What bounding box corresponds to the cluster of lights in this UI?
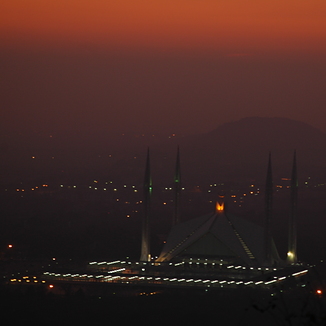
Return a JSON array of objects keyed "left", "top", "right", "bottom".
[
  {"left": 44, "top": 259, "right": 309, "bottom": 290},
  {"left": 164, "top": 187, "right": 185, "bottom": 191},
  {"left": 15, "top": 184, "right": 49, "bottom": 192},
  {"left": 88, "top": 260, "right": 279, "bottom": 271},
  {"left": 139, "top": 291, "right": 158, "bottom": 296},
  {"left": 6, "top": 175, "right": 323, "bottom": 197},
  {"left": 43, "top": 270, "right": 309, "bottom": 288},
  {"left": 10, "top": 275, "right": 46, "bottom": 284}
]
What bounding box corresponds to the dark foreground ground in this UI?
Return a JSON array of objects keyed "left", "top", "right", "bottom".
[{"left": 2, "top": 280, "right": 326, "bottom": 326}]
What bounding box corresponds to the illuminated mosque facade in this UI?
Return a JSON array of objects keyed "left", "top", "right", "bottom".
[{"left": 44, "top": 149, "right": 308, "bottom": 291}]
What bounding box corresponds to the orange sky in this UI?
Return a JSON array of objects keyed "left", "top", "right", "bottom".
[{"left": 1, "top": 0, "right": 326, "bottom": 54}]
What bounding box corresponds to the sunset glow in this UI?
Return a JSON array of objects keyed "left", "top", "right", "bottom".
[{"left": 1, "top": 1, "right": 326, "bottom": 54}]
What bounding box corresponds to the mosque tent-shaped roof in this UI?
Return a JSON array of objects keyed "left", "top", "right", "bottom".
[{"left": 157, "top": 205, "right": 280, "bottom": 266}]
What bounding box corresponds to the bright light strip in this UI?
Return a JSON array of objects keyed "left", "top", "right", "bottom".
[
  {"left": 106, "top": 260, "right": 121, "bottom": 265},
  {"left": 104, "top": 276, "right": 114, "bottom": 281},
  {"left": 265, "top": 280, "right": 277, "bottom": 284},
  {"left": 292, "top": 269, "right": 308, "bottom": 277},
  {"left": 107, "top": 268, "right": 125, "bottom": 274}
]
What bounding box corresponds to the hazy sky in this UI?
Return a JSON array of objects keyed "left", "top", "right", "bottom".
[{"left": 1, "top": 0, "right": 326, "bottom": 135}]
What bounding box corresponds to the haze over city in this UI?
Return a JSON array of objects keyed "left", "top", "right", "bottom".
[{"left": 1, "top": 1, "right": 326, "bottom": 324}]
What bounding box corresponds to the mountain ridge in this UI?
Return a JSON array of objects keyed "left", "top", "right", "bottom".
[{"left": 148, "top": 116, "right": 326, "bottom": 184}]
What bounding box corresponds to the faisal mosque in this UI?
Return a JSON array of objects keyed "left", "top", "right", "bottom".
[{"left": 43, "top": 149, "right": 309, "bottom": 292}]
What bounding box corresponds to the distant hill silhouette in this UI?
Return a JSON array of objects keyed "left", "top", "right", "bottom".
[
  {"left": 145, "top": 117, "right": 326, "bottom": 185},
  {"left": 2, "top": 117, "right": 326, "bottom": 185}
]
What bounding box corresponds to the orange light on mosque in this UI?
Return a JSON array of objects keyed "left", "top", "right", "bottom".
[
  {"left": 216, "top": 201, "right": 224, "bottom": 212},
  {"left": 316, "top": 289, "right": 323, "bottom": 295}
]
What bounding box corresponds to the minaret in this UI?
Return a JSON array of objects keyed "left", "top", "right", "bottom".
[
  {"left": 173, "top": 146, "right": 181, "bottom": 226},
  {"left": 140, "top": 148, "right": 152, "bottom": 262},
  {"left": 287, "top": 151, "right": 298, "bottom": 264},
  {"left": 264, "top": 152, "right": 273, "bottom": 266}
]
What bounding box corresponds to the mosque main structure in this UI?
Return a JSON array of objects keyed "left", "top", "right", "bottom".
[{"left": 44, "top": 149, "right": 308, "bottom": 292}]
